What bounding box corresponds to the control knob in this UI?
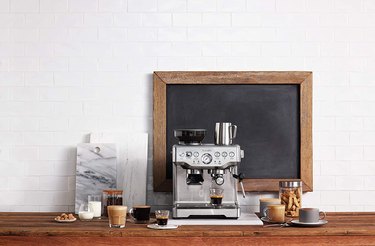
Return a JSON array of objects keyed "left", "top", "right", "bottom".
[{"left": 201, "top": 153, "right": 213, "bottom": 164}]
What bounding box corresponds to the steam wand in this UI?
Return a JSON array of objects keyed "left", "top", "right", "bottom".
[{"left": 233, "top": 173, "right": 246, "bottom": 198}]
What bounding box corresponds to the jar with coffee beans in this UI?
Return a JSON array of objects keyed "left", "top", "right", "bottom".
[{"left": 102, "top": 190, "right": 123, "bottom": 217}]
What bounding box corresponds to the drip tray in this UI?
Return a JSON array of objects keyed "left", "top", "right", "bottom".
[
  {"left": 176, "top": 203, "right": 237, "bottom": 209},
  {"left": 169, "top": 213, "right": 263, "bottom": 225}
]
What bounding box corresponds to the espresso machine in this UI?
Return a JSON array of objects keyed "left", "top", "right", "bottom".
[{"left": 172, "top": 123, "right": 245, "bottom": 219}]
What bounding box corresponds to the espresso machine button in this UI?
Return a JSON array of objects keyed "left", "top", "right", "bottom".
[
  {"left": 201, "top": 153, "right": 213, "bottom": 164},
  {"left": 193, "top": 152, "right": 199, "bottom": 157},
  {"left": 186, "top": 151, "right": 192, "bottom": 158},
  {"left": 222, "top": 152, "right": 228, "bottom": 157},
  {"left": 229, "top": 152, "right": 235, "bottom": 157},
  {"left": 179, "top": 152, "right": 185, "bottom": 157},
  {"left": 214, "top": 152, "right": 220, "bottom": 157}
]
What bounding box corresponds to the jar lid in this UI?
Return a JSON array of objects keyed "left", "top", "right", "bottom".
[
  {"left": 279, "top": 181, "right": 302, "bottom": 188},
  {"left": 103, "top": 189, "right": 123, "bottom": 195}
]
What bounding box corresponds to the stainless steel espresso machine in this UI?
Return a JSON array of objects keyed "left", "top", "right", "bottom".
[{"left": 172, "top": 123, "right": 245, "bottom": 219}]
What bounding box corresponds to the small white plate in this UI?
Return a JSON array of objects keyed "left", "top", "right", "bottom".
[
  {"left": 54, "top": 218, "right": 77, "bottom": 223},
  {"left": 261, "top": 217, "right": 286, "bottom": 224},
  {"left": 290, "top": 220, "right": 328, "bottom": 227},
  {"left": 147, "top": 224, "right": 178, "bottom": 230}
]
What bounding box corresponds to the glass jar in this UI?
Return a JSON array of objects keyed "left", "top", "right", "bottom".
[
  {"left": 279, "top": 181, "right": 302, "bottom": 217},
  {"left": 103, "top": 190, "right": 123, "bottom": 217}
]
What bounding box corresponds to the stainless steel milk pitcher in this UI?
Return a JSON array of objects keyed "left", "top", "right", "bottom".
[{"left": 214, "top": 122, "right": 237, "bottom": 145}]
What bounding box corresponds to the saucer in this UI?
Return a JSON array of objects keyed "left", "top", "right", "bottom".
[
  {"left": 261, "top": 217, "right": 285, "bottom": 224},
  {"left": 147, "top": 224, "right": 178, "bottom": 230},
  {"left": 290, "top": 220, "right": 328, "bottom": 227}
]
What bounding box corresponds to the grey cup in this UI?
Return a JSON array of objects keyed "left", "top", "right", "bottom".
[{"left": 299, "top": 208, "right": 326, "bottom": 223}]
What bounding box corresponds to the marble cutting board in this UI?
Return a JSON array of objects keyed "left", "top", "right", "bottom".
[
  {"left": 75, "top": 143, "right": 117, "bottom": 213},
  {"left": 89, "top": 132, "right": 148, "bottom": 208}
]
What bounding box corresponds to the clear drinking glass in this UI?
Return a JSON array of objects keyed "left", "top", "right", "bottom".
[
  {"left": 209, "top": 188, "right": 224, "bottom": 208},
  {"left": 88, "top": 194, "right": 102, "bottom": 218},
  {"left": 155, "top": 210, "right": 169, "bottom": 226},
  {"left": 107, "top": 205, "right": 127, "bottom": 228},
  {"left": 78, "top": 203, "right": 94, "bottom": 221}
]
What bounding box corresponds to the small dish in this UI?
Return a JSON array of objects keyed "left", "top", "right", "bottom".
[
  {"left": 147, "top": 224, "right": 178, "bottom": 230},
  {"left": 290, "top": 220, "right": 328, "bottom": 227},
  {"left": 261, "top": 217, "right": 285, "bottom": 224},
  {"left": 54, "top": 218, "right": 77, "bottom": 223}
]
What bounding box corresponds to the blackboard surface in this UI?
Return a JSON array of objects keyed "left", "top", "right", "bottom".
[{"left": 166, "top": 84, "right": 300, "bottom": 179}]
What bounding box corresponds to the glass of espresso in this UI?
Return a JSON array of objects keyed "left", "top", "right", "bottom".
[
  {"left": 210, "top": 188, "right": 224, "bottom": 208},
  {"left": 155, "top": 210, "right": 169, "bottom": 226}
]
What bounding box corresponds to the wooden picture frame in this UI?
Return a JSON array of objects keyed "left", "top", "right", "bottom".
[{"left": 153, "top": 71, "right": 313, "bottom": 192}]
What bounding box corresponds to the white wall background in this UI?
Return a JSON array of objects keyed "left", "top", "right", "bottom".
[{"left": 0, "top": 0, "right": 375, "bottom": 213}]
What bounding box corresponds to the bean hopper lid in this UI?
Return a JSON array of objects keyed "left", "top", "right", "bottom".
[{"left": 174, "top": 129, "right": 206, "bottom": 145}]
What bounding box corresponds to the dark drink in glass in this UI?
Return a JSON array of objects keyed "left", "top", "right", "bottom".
[
  {"left": 155, "top": 210, "right": 169, "bottom": 226},
  {"left": 209, "top": 188, "right": 224, "bottom": 208},
  {"left": 210, "top": 195, "right": 223, "bottom": 206},
  {"left": 156, "top": 217, "right": 169, "bottom": 226}
]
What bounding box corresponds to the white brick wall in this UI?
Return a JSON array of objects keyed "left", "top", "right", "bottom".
[{"left": 0, "top": 0, "right": 374, "bottom": 212}]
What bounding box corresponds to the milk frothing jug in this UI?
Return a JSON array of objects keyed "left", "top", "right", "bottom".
[{"left": 214, "top": 122, "right": 237, "bottom": 145}]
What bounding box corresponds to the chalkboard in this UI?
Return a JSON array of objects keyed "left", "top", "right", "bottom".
[
  {"left": 153, "top": 71, "right": 312, "bottom": 192},
  {"left": 166, "top": 84, "right": 300, "bottom": 180}
]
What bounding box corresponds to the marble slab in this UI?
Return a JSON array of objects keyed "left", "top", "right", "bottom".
[
  {"left": 89, "top": 132, "right": 148, "bottom": 208},
  {"left": 169, "top": 213, "right": 263, "bottom": 225},
  {"left": 75, "top": 143, "right": 117, "bottom": 213}
]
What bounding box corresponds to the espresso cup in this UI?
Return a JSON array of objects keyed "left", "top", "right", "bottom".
[
  {"left": 299, "top": 208, "right": 326, "bottom": 223},
  {"left": 155, "top": 210, "right": 169, "bottom": 226},
  {"left": 264, "top": 204, "right": 285, "bottom": 223},
  {"left": 209, "top": 188, "right": 224, "bottom": 208},
  {"left": 259, "top": 198, "right": 281, "bottom": 218},
  {"left": 129, "top": 205, "right": 151, "bottom": 224}
]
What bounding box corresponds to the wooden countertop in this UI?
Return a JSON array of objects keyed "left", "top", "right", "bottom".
[{"left": 1, "top": 212, "right": 375, "bottom": 245}]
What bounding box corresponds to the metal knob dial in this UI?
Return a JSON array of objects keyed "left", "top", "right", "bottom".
[
  {"left": 201, "top": 153, "right": 213, "bottom": 164},
  {"left": 214, "top": 175, "right": 225, "bottom": 185}
]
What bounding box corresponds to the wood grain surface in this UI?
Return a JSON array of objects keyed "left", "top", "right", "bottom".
[{"left": 1, "top": 212, "right": 375, "bottom": 245}]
